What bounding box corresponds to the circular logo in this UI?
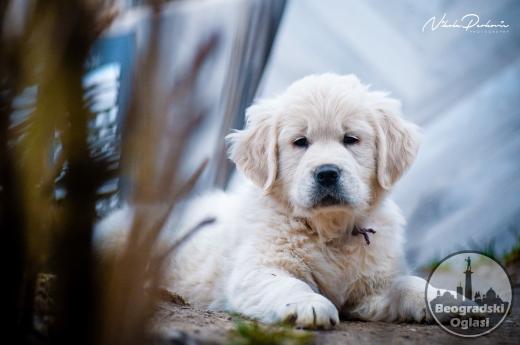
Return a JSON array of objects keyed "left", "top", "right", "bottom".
[{"left": 425, "top": 251, "right": 512, "bottom": 337}]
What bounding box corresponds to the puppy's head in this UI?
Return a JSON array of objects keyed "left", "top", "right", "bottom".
[{"left": 227, "top": 74, "right": 420, "bottom": 216}]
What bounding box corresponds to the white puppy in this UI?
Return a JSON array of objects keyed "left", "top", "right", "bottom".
[{"left": 98, "top": 74, "right": 431, "bottom": 329}]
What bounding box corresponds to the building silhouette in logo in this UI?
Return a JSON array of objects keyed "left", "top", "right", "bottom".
[{"left": 456, "top": 282, "right": 463, "bottom": 301}]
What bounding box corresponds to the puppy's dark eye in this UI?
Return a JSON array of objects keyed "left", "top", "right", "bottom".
[
  {"left": 293, "top": 137, "right": 309, "bottom": 148},
  {"left": 343, "top": 134, "right": 359, "bottom": 145}
]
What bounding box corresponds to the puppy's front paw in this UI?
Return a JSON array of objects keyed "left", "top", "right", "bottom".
[
  {"left": 396, "top": 290, "right": 431, "bottom": 323},
  {"left": 387, "top": 276, "right": 433, "bottom": 323},
  {"left": 280, "top": 293, "right": 339, "bottom": 329}
]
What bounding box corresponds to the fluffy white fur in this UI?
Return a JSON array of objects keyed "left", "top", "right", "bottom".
[{"left": 97, "top": 74, "right": 436, "bottom": 329}]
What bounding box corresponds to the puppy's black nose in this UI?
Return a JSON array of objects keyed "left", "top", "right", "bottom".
[{"left": 315, "top": 164, "right": 341, "bottom": 187}]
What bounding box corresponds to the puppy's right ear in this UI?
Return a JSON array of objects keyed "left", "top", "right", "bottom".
[{"left": 226, "top": 99, "right": 278, "bottom": 191}]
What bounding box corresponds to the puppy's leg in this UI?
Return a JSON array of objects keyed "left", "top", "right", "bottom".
[
  {"left": 348, "top": 276, "right": 432, "bottom": 322},
  {"left": 226, "top": 267, "right": 339, "bottom": 329}
]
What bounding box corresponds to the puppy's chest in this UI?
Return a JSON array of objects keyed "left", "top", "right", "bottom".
[{"left": 298, "top": 241, "right": 390, "bottom": 307}]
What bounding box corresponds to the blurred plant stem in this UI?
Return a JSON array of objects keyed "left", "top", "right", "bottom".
[
  {"left": 1, "top": 4, "right": 27, "bottom": 343},
  {"left": 1, "top": 1, "right": 217, "bottom": 344},
  {"left": 100, "top": 5, "right": 219, "bottom": 343},
  {"left": 1, "top": 1, "right": 116, "bottom": 344}
]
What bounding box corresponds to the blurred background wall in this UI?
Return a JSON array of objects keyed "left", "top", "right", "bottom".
[
  {"left": 250, "top": 0, "right": 520, "bottom": 268},
  {"left": 80, "top": 0, "right": 285, "bottom": 216}
]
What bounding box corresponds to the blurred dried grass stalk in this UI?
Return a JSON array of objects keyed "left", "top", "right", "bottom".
[
  {"left": 100, "top": 6, "right": 219, "bottom": 345},
  {"left": 0, "top": 1, "right": 217, "bottom": 344}
]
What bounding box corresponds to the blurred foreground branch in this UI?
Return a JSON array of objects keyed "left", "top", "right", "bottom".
[
  {"left": 101, "top": 8, "right": 219, "bottom": 345},
  {"left": 1, "top": 1, "right": 218, "bottom": 344}
]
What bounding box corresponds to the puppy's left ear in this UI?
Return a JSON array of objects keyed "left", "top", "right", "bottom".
[
  {"left": 372, "top": 93, "right": 421, "bottom": 190},
  {"left": 226, "top": 99, "right": 278, "bottom": 191}
]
